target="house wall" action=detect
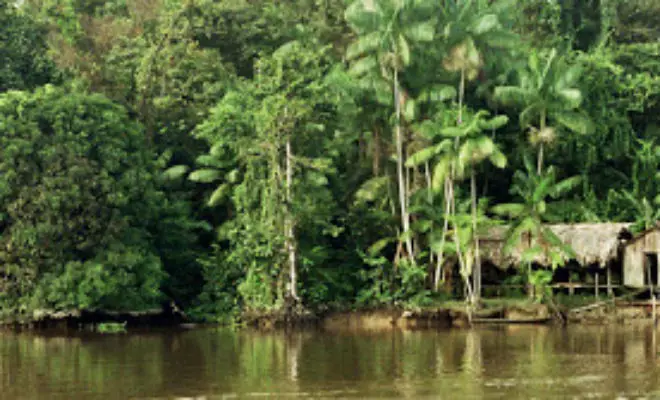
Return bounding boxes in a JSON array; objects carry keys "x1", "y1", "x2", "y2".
[
  {"x1": 624, "y1": 246, "x2": 645, "y2": 287},
  {"x1": 623, "y1": 229, "x2": 660, "y2": 288}
]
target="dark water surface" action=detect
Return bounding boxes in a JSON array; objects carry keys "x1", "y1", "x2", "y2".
[{"x1": 2, "y1": 324, "x2": 660, "y2": 399}]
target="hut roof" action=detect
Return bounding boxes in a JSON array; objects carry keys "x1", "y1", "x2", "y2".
[
  {"x1": 479, "y1": 223, "x2": 633, "y2": 269},
  {"x1": 625, "y1": 222, "x2": 660, "y2": 246}
]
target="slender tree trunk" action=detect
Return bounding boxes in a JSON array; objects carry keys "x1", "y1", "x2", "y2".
[
  {"x1": 537, "y1": 110, "x2": 547, "y2": 175},
  {"x1": 527, "y1": 232, "x2": 534, "y2": 299},
  {"x1": 434, "y1": 177, "x2": 452, "y2": 291},
  {"x1": 285, "y1": 138, "x2": 298, "y2": 300},
  {"x1": 456, "y1": 67, "x2": 475, "y2": 305},
  {"x1": 458, "y1": 68, "x2": 465, "y2": 124},
  {"x1": 471, "y1": 170, "x2": 481, "y2": 303},
  {"x1": 451, "y1": 180, "x2": 473, "y2": 303},
  {"x1": 394, "y1": 70, "x2": 414, "y2": 263},
  {"x1": 424, "y1": 162, "x2": 432, "y2": 203},
  {"x1": 272, "y1": 142, "x2": 285, "y2": 302},
  {"x1": 406, "y1": 151, "x2": 415, "y2": 256},
  {"x1": 373, "y1": 126, "x2": 381, "y2": 176},
  {"x1": 359, "y1": 132, "x2": 366, "y2": 165},
  {"x1": 424, "y1": 162, "x2": 434, "y2": 275}
]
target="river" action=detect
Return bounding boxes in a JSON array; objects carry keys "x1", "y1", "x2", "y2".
[{"x1": 2, "y1": 324, "x2": 660, "y2": 399}]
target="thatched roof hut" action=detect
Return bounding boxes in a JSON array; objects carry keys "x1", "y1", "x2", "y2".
[{"x1": 479, "y1": 223, "x2": 633, "y2": 269}]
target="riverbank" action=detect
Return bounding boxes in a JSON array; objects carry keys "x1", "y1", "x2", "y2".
[
  {"x1": 0, "y1": 305, "x2": 187, "y2": 330},
  {"x1": 243, "y1": 297, "x2": 660, "y2": 330},
  {"x1": 242, "y1": 300, "x2": 554, "y2": 331},
  {"x1": 5, "y1": 297, "x2": 660, "y2": 331}
]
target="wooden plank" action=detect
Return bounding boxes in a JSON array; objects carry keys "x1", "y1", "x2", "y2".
[
  {"x1": 472, "y1": 318, "x2": 551, "y2": 324},
  {"x1": 550, "y1": 283, "x2": 621, "y2": 289},
  {"x1": 570, "y1": 288, "x2": 647, "y2": 314}
]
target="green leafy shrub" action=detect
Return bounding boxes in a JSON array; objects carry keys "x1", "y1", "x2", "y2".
[
  {"x1": 0, "y1": 86, "x2": 167, "y2": 316},
  {"x1": 96, "y1": 322, "x2": 127, "y2": 334}
]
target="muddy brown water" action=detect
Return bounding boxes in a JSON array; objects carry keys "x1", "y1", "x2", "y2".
[{"x1": 2, "y1": 324, "x2": 660, "y2": 399}]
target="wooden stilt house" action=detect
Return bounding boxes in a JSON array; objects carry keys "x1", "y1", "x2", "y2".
[
  {"x1": 479, "y1": 223, "x2": 635, "y2": 294},
  {"x1": 623, "y1": 225, "x2": 660, "y2": 288}
]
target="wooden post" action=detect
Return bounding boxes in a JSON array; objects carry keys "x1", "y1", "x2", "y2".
[
  {"x1": 654, "y1": 294, "x2": 657, "y2": 327},
  {"x1": 649, "y1": 255, "x2": 658, "y2": 326},
  {"x1": 647, "y1": 262, "x2": 655, "y2": 323},
  {"x1": 595, "y1": 271, "x2": 599, "y2": 299},
  {"x1": 606, "y1": 265, "x2": 613, "y2": 297},
  {"x1": 569, "y1": 273, "x2": 574, "y2": 296}
]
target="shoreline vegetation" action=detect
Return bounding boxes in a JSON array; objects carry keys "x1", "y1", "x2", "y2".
[
  {"x1": 5, "y1": 294, "x2": 660, "y2": 332},
  {"x1": 1, "y1": 1, "x2": 659, "y2": 326}
]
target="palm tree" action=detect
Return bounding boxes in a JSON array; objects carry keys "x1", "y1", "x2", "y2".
[
  {"x1": 345, "y1": 0, "x2": 436, "y2": 263},
  {"x1": 432, "y1": 0, "x2": 517, "y2": 301},
  {"x1": 494, "y1": 49, "x2": 593, "y2": 175},
  {"x1": 408, "y1": 109, "x2": 508, "y2": 301},
  {"x1": 492, "y1": 155, "x2": 580, "y2": 298},
  {"x1": 440, "y1": 0, "x2": 519, "y2": 123}
]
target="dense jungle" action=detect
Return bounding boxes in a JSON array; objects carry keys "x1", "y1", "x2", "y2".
[{"x1": 1, "y1": 0, "x2": 659, "y2": 323}]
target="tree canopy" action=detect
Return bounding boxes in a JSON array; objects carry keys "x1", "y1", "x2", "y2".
[{"x1": 0, "y1": 0, "x2": 659, "y2": 320}]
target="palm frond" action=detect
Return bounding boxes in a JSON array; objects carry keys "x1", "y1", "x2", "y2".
[
  {"x1": 348, "y1": 55, "x2": 379, "y2": 77},
  {"x1": 162, "y1": 165, "x2": 189, "y2": 181},
  {"x1": 403, "y1": 20, "x2": 436, "y2": 42},
  {"x1": 555, "y1": 111, "x2": 594, "y2": 135},
  {"x1": 354, "y1": 175, "x2": 391, "y2": 204},
  {"x1": 471, "y1": 13, "x2": 499, "y2": 35},
  {"x1": 208, "y1": 183, "x2": 231, "y2": 206},
  {"x1": 550, "y1": 175, "x2": 581, "y2": 198},
  {"x1": 491, "y1": 203, "x2": 525, "y2": 218},
  {"x1": 189, "y1": 169, "x2": 222, "y2": 183}
]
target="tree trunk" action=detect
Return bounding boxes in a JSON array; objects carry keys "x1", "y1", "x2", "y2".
[
  {"x1": 537, "y1": 110, "x2": 547, "y2": 175},
  {"x1": 394, "y1": 71, "x2": 414, "y2": 263},
  {"x1": 424, "y1": 162, "x2": 432, "y2": 203},
  {"x1": 458, "y1": 68, "x2": 465, "y2": 124},
  {"x1": 434, "y1": 177, "x2": 452, "y2": 291},
  {"x1": 285, "y1": 138, "x2": 298, "y2": 300},
  {"x1": 471, "y1": 170, "x2": 481, "y2": 303},
  {"x1": 455, "y1": 67, "x2": 475, "y2": 305},
  {"x1": 537, "y1": 143, "x2": 544, "y2": 176},
  {"x1": 424, "y1": 162, "x2": 434, "y2": 273},
  {"x1": 451, "y1": 181, "x2": 474, "y2": 303},
  {"x1": 373, "y1": 126, "x2": 381, "y2": 176}
]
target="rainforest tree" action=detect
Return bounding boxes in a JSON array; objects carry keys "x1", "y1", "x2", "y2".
[{"x1": 0, "y1": 0, "x2": 659, "y2": 321}]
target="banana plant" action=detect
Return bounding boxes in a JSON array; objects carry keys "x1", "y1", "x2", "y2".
[
  {"x1": 494, "y1": 48, "x2": 594, "y2": 175},
  {"x1": 162, "y1": 143, "x2": 239, "y2": 207},
  {"x1": 492, "y1": 155, "x2": 580, "y2": 298}
]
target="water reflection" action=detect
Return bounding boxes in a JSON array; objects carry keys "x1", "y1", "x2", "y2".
[{"x1": 2, "y1": 324, "x2": 660, "y2": 399}]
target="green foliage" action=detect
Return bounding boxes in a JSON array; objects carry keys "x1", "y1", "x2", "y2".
[
  {"x1": 0, "y1": 86, "x2": 169, "y2": 315},
  {"x1": 413, "y1": 108, "x2": 509, "y2": 188},
  {"x1": 528, "y1": 269, "x2": 553, "y2": 303},
  {"x1": 492, "y1": 155, "x2": 580, "y2": 272},
  {"x1": 0, "y1": 0, "x2": 59, "y2": 91},
  {"x1": 494, "y1": 48, "x2": 593, "y2": 142},
  {"x1": 1, "y1": 0, "x2": 660, "y2": 321},
  {"x1": 96, "y1": 322, "x2": 127, "y2": 334}
]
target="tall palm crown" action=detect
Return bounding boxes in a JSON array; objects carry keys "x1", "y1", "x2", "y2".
[
  {"x1": 494, "y1": 49, "x2": 593, "y2": 173},
  {"x1": 345, "y1": 0, "x2": 436, "y2": 80}
]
